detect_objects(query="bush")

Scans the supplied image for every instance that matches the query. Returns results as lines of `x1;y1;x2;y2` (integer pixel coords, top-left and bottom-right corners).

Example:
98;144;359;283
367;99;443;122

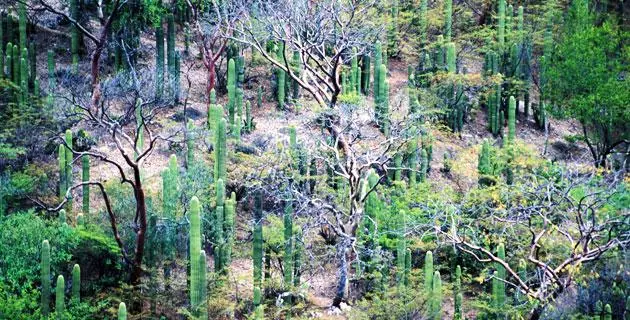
0;211;80;292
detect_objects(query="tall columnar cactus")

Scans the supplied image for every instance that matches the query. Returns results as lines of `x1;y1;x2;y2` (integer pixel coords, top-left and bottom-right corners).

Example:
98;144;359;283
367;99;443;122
18;2;27;52
283;201;294;284
350;48;358;94
70;0;79;73
493;243;506;314
71;264;80;303
358;170;379;277
419;149;428;182
12;44;18;84
404;248;411;286
208;97;222;134
424;251;433;297
444;0;453;41
189;196;202;310
118;302;127;320
214;180;226;273
454;265;463;320
20;54;28;105
277;59;286;109
257;86;263;109
253;286;264;319
373;41;382;100
396;236;405;283
361;54;370;95
155;18;165;100
253;191;264;289
283;201;294;316
199;250;208;320
81;155;89;215
377;64;389;134
603;304;612;320
293;229;303;287
65;130;73;212
166;14;175;81
223;191;236;269
58;144;66;199
446;43;456;74
291;51;301;100
41;240;51;315
47;49;55;101
55;275;65;318
59;209;67;224
214;118;227;184
435;36;445;70
431;271;442;320
498;0;506;49
508;96;516;143
227;58;236;125
174;52;181;103
236;87;244;121
418;0;429;46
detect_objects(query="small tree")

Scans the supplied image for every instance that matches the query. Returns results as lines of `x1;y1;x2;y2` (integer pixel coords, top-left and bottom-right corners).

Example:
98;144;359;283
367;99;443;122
545;3;628;167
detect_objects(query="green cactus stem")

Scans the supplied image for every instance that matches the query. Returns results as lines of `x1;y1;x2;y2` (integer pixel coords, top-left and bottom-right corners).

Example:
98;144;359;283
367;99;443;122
508;96;516;143
41;240;51;315
214;179;226;273
444;0;452;41
81;155;89;214
55;275;65;319
156;18;164;100
118;302;127;320
71;264;80;303
189;196;202;310
253;191;264;289
214;118;227;184
431;271;442;320
424;251;433;297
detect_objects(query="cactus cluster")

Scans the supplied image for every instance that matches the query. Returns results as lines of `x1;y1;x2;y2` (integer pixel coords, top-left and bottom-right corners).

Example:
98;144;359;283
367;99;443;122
189;196;208;317
358;170;380;281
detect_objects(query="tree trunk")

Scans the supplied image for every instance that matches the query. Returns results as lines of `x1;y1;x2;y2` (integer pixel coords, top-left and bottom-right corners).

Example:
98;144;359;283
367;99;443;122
130;169;147;284
332;240;349;307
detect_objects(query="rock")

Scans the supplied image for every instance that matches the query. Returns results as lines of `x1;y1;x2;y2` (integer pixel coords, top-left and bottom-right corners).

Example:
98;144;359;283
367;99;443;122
340;302;352;312
327;307;342;316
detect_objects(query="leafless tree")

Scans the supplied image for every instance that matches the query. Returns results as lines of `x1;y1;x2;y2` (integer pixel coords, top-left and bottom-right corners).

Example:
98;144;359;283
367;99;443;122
44;62;181;284
435;169;630;320
242;99;421;306
26;0;125;113
226;0;382;107
186;0;244;100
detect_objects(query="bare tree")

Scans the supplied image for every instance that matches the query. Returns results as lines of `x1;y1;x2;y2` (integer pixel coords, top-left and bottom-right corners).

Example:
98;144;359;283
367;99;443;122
25;0;124;113
243;99;420;306
186;0;243;100
436;169;630;320
46;63;180;284
226;0;382;107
